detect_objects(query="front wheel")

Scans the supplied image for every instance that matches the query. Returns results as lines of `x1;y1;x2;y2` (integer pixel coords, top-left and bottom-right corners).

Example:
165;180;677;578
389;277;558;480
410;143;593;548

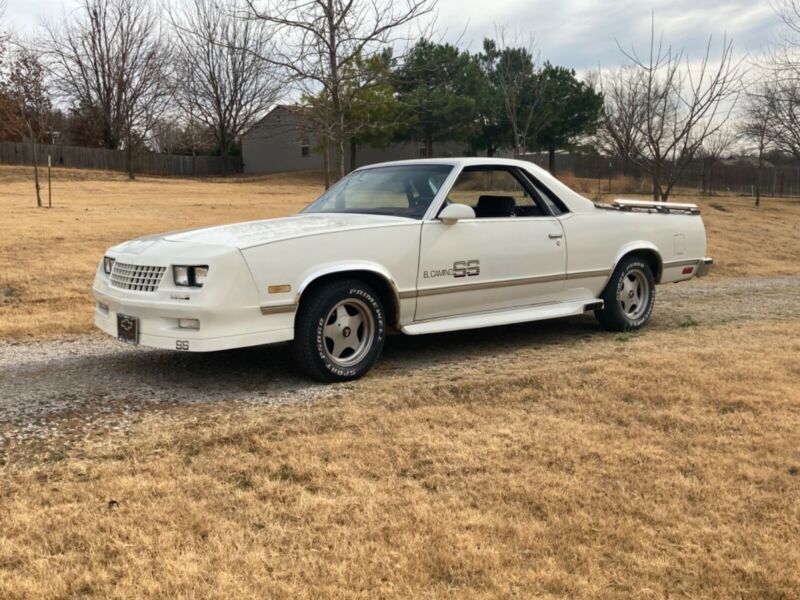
595;256;656;331
291;279;386;382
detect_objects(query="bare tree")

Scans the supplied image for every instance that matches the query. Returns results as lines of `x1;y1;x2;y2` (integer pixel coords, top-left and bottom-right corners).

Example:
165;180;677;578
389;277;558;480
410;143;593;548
696;126;736;195
41;0;171;178
762;79;800;158
169;0;281;159
0;0;13;141
616;20;743;201
739;85;775;206
0;0;8;45
770;0;800;78
0;44;52;206
243;0;435;180
150;115;214;156
757;3;800;162
596;65;646;173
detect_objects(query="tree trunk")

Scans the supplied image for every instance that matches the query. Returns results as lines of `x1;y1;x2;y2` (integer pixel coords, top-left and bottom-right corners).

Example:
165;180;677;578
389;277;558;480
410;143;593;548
487;145;495;158
31;141;42;208
336;134;345;182
219;133;228;175
323;138;331;190
755;148;763;207
547;146;556;174
325;0;346;181
426;137;433;158
651;175;660;202
349;140;357;173
701;164;709;195
126;132;135;180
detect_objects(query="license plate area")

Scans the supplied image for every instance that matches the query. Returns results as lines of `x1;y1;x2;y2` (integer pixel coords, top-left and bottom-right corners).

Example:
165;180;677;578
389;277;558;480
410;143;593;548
117;313;139;344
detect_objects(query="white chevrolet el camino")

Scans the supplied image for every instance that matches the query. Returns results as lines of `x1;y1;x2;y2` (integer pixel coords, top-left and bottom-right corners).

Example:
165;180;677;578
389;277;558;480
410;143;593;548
93;158;712;381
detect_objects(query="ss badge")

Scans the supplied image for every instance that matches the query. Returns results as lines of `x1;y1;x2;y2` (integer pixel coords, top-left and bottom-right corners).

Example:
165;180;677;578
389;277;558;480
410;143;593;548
176;340;190;351
453;260;480;278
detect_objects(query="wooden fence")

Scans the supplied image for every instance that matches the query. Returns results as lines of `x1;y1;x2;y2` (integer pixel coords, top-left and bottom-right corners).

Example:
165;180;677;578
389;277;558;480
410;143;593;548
0;141;242;176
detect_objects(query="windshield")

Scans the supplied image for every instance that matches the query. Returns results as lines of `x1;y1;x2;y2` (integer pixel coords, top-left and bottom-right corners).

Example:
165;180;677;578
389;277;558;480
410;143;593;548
302;164;454;219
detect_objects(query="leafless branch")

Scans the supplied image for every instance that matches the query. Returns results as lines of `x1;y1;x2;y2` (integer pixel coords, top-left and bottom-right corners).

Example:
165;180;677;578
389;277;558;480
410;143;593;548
242;0;436;179
167;0;283;155
0;43;52;206
40;0;171;178
611;16;744;201
739;83;776;205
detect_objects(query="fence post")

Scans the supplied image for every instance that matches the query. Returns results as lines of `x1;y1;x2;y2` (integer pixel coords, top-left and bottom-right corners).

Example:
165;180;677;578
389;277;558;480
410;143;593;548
47;155;52;208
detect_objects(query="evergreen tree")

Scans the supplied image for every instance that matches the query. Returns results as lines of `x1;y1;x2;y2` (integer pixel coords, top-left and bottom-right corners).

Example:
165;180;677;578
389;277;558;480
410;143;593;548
533;63;603;173
394;40;483;157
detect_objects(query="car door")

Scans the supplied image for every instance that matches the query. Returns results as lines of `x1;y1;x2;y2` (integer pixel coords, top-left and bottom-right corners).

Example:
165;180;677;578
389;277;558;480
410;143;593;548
414;165;568;321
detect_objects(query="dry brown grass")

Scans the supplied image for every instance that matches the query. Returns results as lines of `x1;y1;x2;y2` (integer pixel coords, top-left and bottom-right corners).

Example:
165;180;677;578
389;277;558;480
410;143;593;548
0;166;324;338
1;318;799;598
1;165;799;338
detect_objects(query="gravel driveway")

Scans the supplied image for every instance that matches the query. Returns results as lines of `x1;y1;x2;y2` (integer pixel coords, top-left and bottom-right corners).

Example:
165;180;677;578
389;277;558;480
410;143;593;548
2;275;798;461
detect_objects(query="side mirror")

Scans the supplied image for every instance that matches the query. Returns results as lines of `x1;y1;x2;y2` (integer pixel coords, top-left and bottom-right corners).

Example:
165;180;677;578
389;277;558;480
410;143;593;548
439;203;476;224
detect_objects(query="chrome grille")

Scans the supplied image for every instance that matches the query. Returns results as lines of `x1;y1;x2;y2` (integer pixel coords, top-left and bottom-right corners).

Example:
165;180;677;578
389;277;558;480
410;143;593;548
110;262;166;292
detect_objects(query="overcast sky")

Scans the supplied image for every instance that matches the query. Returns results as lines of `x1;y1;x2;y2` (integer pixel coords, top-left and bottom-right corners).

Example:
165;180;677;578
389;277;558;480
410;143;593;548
2;0;781;70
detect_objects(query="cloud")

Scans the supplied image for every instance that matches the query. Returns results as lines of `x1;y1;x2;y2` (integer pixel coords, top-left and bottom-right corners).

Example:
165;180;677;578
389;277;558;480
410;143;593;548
435;0;780;69
2;0;782;70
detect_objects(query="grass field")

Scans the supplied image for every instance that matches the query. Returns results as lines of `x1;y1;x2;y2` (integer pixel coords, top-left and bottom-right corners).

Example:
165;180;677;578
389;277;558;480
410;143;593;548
1;164;799;338
2;319;799;598
1;165;799;598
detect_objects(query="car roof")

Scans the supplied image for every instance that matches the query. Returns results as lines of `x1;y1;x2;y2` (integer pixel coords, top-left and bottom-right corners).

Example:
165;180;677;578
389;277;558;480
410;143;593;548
357;156;538;169
354;157;596;214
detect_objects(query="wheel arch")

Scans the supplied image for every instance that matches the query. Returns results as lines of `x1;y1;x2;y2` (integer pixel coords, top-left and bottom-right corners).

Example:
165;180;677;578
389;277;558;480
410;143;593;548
610;243;663;284
296;264;401;329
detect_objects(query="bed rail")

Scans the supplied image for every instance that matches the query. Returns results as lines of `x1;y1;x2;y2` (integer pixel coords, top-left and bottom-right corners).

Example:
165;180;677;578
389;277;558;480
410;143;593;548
595;199;701;215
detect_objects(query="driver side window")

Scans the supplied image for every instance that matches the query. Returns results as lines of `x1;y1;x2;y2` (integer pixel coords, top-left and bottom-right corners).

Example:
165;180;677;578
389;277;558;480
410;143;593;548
446;167;546;218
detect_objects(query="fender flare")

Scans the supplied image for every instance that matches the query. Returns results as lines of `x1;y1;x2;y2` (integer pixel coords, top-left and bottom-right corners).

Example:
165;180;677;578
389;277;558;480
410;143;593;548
607;242;664;286
295;262;403;324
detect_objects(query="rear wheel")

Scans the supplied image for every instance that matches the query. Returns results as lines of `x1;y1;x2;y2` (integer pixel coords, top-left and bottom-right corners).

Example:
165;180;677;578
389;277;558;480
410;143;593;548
595;256;655;331
291;279;386;382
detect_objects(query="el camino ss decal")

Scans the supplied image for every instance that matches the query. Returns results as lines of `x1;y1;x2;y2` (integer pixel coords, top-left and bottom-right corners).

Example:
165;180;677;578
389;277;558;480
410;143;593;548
424;260;481;279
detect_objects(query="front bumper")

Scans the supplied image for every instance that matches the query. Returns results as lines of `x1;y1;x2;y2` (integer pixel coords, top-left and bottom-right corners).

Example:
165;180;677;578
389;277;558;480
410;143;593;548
93;286;295;352
92;242;296;352
696;257;714;277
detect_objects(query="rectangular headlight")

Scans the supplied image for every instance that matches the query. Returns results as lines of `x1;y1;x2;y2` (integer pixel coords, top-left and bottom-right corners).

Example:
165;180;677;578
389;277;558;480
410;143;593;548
103;256;115;274
173;265;190;286
193;266;208;286
173;265;209;287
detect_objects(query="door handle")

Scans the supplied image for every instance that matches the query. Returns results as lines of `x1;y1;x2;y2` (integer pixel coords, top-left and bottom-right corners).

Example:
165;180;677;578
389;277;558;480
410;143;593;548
548;233;563;239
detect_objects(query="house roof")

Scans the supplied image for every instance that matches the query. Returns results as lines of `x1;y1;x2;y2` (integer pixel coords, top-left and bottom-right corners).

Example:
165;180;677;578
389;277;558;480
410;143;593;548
240;105;303;139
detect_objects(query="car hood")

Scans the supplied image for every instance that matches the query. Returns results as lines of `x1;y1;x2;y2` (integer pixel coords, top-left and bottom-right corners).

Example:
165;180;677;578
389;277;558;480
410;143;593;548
115;213;414;253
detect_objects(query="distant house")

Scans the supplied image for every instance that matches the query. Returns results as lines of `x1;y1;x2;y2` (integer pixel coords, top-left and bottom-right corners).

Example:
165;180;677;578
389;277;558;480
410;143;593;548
720;156;775;169
241;105;471;174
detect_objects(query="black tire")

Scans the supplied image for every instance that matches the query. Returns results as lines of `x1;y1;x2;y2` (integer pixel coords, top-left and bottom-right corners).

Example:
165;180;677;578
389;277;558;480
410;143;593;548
595;255;656;332
291;278;386;382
